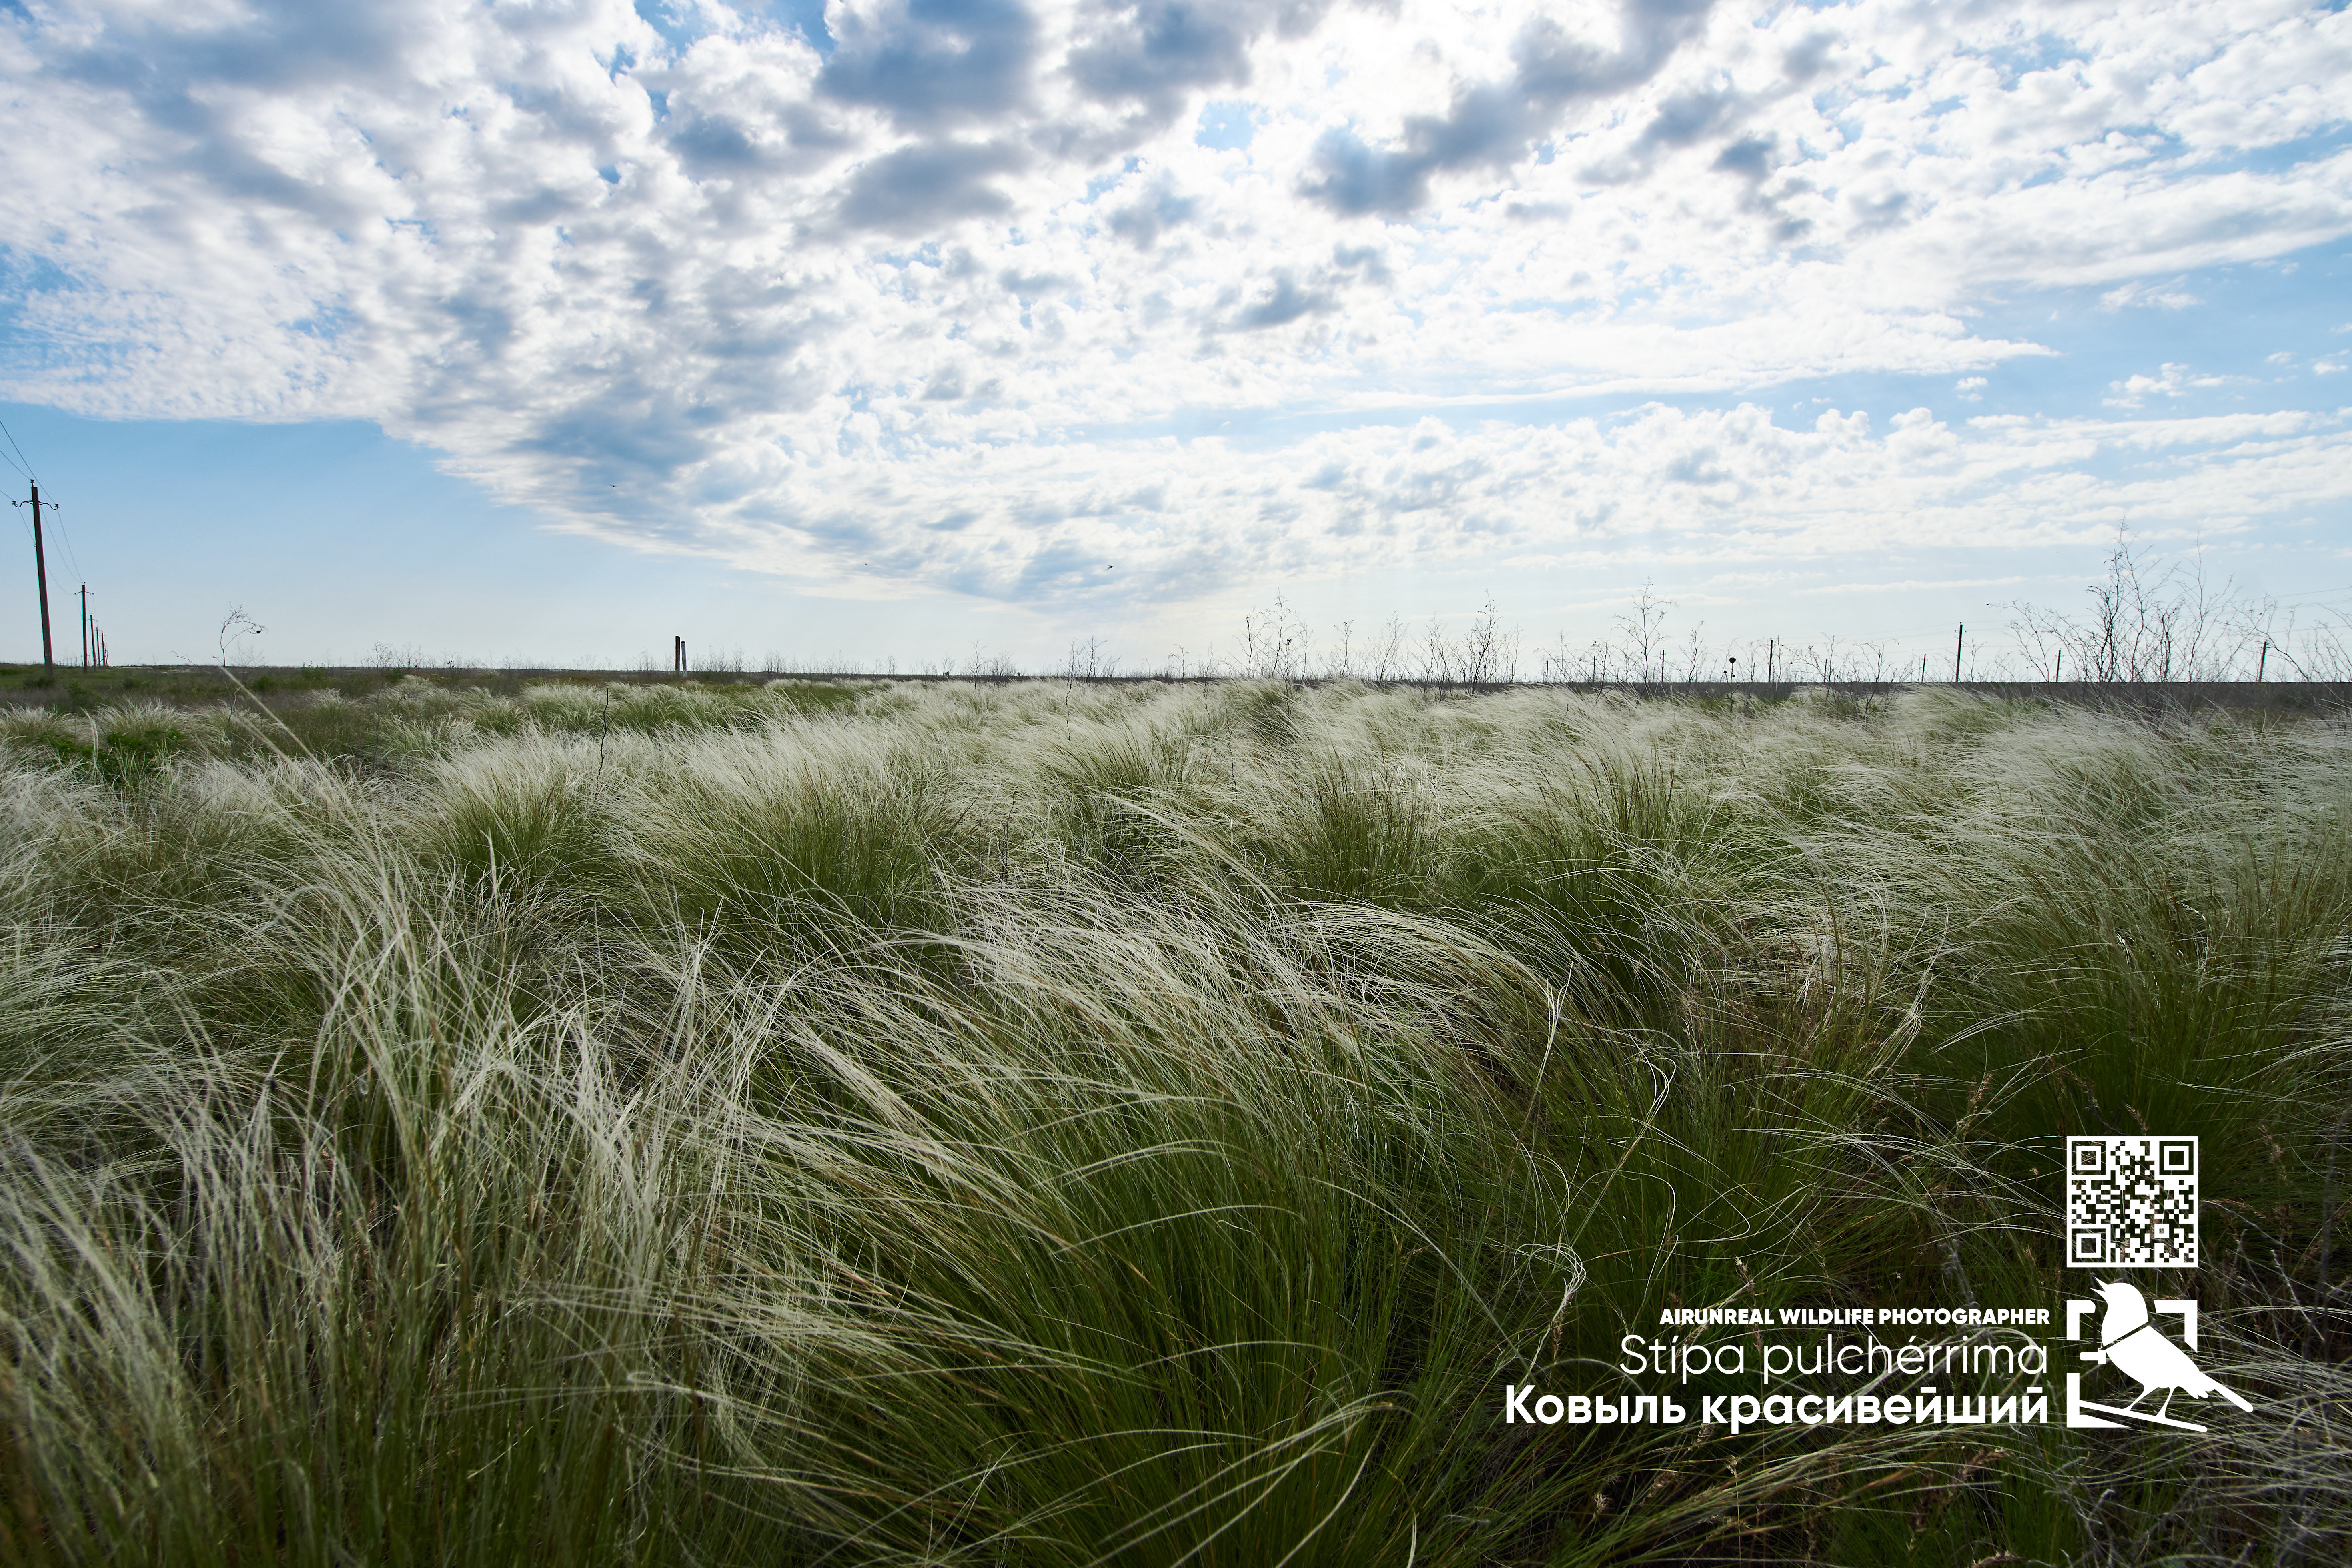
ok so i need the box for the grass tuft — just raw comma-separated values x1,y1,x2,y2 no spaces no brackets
1,680,2346,1564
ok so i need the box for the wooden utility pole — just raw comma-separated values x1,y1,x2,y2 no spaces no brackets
12,485,54,673
2258,640,2269,683
79,583,90,668
1952,623,1965,683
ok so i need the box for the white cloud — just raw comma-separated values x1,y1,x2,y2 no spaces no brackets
1,0,2348,607
1794,576,2030,596
2101,280,2204,310
2103,362,2255,408
536,402,2352,606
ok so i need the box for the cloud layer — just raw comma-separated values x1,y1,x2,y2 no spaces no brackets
3,0,2349,612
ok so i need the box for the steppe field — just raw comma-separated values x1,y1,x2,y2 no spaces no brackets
2,672,2347,1566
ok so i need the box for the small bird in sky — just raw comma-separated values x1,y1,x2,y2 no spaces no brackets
2091,1282,2252,1420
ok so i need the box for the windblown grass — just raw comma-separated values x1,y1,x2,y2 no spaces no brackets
2,679,2346,1565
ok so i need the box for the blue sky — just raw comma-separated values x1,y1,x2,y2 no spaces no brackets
3,0,2350,673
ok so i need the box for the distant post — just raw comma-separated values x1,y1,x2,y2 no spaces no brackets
1953,623,1965,683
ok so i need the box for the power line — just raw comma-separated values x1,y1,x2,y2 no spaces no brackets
0,434,84,580
0,415,34,485
2268,583,2352,610
0,419,92,585
8,485,84,593
6,474,84,581
38,496,84,579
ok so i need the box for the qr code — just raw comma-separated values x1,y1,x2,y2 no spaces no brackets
2066,1136,2198,1268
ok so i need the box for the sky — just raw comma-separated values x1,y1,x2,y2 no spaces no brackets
2,0,2350,673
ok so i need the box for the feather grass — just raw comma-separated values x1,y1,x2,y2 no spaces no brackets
1,680,2346,1564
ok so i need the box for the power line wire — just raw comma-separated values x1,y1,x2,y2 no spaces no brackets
0,476,82,578
43,503,83,579
0,421,96,584
0,415,34,485
2268,583,2352,608
0,427,84,576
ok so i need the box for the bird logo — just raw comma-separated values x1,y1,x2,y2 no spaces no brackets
2068,1281,2251,1431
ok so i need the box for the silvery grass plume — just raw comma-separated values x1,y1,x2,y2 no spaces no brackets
0,679,2346,1565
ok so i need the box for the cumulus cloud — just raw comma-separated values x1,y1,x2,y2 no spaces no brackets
1,0,2349,609
835,138,1029,231
650,402,2352,605
1067,0,1325,125
1301,0,1717,214
819,0,1039,130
